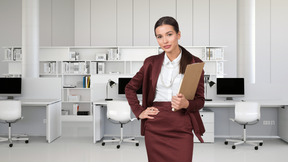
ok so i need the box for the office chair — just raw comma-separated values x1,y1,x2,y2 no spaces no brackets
0,100,29,147
224,102,263,150
101,100,139,149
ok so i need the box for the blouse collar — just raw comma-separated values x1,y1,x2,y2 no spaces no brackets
163,50,182,66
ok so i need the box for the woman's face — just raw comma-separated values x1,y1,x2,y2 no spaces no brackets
155,24,181,54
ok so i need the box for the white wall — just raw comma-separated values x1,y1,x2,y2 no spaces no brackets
1,0,287,101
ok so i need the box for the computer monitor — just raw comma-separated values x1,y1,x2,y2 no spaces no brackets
0,77,22,99
216,78,244,100
118,77,142,94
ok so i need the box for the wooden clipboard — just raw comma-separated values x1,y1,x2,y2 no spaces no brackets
178,62,204,100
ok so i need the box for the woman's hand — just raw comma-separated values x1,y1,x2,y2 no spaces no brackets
139,107,159,119
171,93,189,111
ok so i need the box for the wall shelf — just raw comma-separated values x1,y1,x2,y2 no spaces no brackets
2,46,225,122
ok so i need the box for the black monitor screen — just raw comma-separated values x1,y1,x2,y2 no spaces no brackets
0,78,22,96
216,78,244,96
118,78,142,94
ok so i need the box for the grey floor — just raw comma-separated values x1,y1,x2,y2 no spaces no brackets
0,136,287,162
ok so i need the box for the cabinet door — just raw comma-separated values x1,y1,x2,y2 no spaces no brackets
193,0,209,46
133,0,150,46
74,0,91,46
177,0,193,46
51,0,74,46
149,0,176,46
270,0,288,84
117,0,133,46
210,0,237,77
255,0,271,84
91,0,117,46
40,0,52,46
0,0,22,46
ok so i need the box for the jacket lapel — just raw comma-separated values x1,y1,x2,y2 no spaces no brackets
151,52,164,95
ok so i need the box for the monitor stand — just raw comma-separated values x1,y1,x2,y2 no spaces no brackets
226,97,233,100
7,96,15,100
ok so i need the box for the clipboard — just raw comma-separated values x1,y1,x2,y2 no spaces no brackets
178,62,204,100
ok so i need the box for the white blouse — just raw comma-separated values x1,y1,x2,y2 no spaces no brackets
154,52,184,102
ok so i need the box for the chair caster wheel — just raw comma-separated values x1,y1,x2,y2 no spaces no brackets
25,140,29,144
9,143,13,147
102,142,105,146
224,141,228,145
117,145,120,149
136,143,139,146
254,146,258,150
232,145,236,149
259,142,263,146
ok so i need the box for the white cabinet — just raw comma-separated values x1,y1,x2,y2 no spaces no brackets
133,0,150,46
149,0,176,46
91,0,117,46
270,0,288,84
194,109,214,143
177,0,193,46
117,0,133,46
279,106,288,142
210,0,237,77
193,0,210,46
51,0,74,46
39,0,52,46
74,0,91,46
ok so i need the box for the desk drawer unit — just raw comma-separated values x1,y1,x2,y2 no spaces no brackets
279,106,288,142
194,109,215,143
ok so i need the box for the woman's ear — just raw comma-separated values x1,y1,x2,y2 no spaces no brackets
177,31,181,40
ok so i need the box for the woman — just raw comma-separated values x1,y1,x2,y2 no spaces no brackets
125,16,205,162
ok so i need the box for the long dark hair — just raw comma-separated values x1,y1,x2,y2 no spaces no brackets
154,16,192,74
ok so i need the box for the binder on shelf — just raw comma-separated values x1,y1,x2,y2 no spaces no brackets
97,62,105,74
83,76,90,88
73,104,79,115
4,48,12,60
77,111,89,116
83,76,86,88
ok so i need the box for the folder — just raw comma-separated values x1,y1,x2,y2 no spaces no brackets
178,62,205,100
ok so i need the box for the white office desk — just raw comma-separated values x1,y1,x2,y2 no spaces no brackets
21,99,62,143
93,99,288,143
204,100,288,108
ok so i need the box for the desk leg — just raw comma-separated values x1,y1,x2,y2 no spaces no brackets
46,101,62,143
93,105,105,143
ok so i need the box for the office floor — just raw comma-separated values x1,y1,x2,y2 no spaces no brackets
0,136,287,162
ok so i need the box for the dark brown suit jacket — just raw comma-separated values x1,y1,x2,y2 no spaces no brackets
125,46,205,142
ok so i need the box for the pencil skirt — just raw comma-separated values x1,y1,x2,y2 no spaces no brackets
144,102,194,162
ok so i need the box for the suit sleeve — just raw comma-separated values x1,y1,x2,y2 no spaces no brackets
125,64,146,118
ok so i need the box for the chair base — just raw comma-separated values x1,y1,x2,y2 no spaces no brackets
0,134,29,147
225,138,263,150
225,124,264,150
102,136,139,149
101,124,139,149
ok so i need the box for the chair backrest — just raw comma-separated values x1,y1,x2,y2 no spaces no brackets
106,100,132,124
234,102,260,124
0,100,22,122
